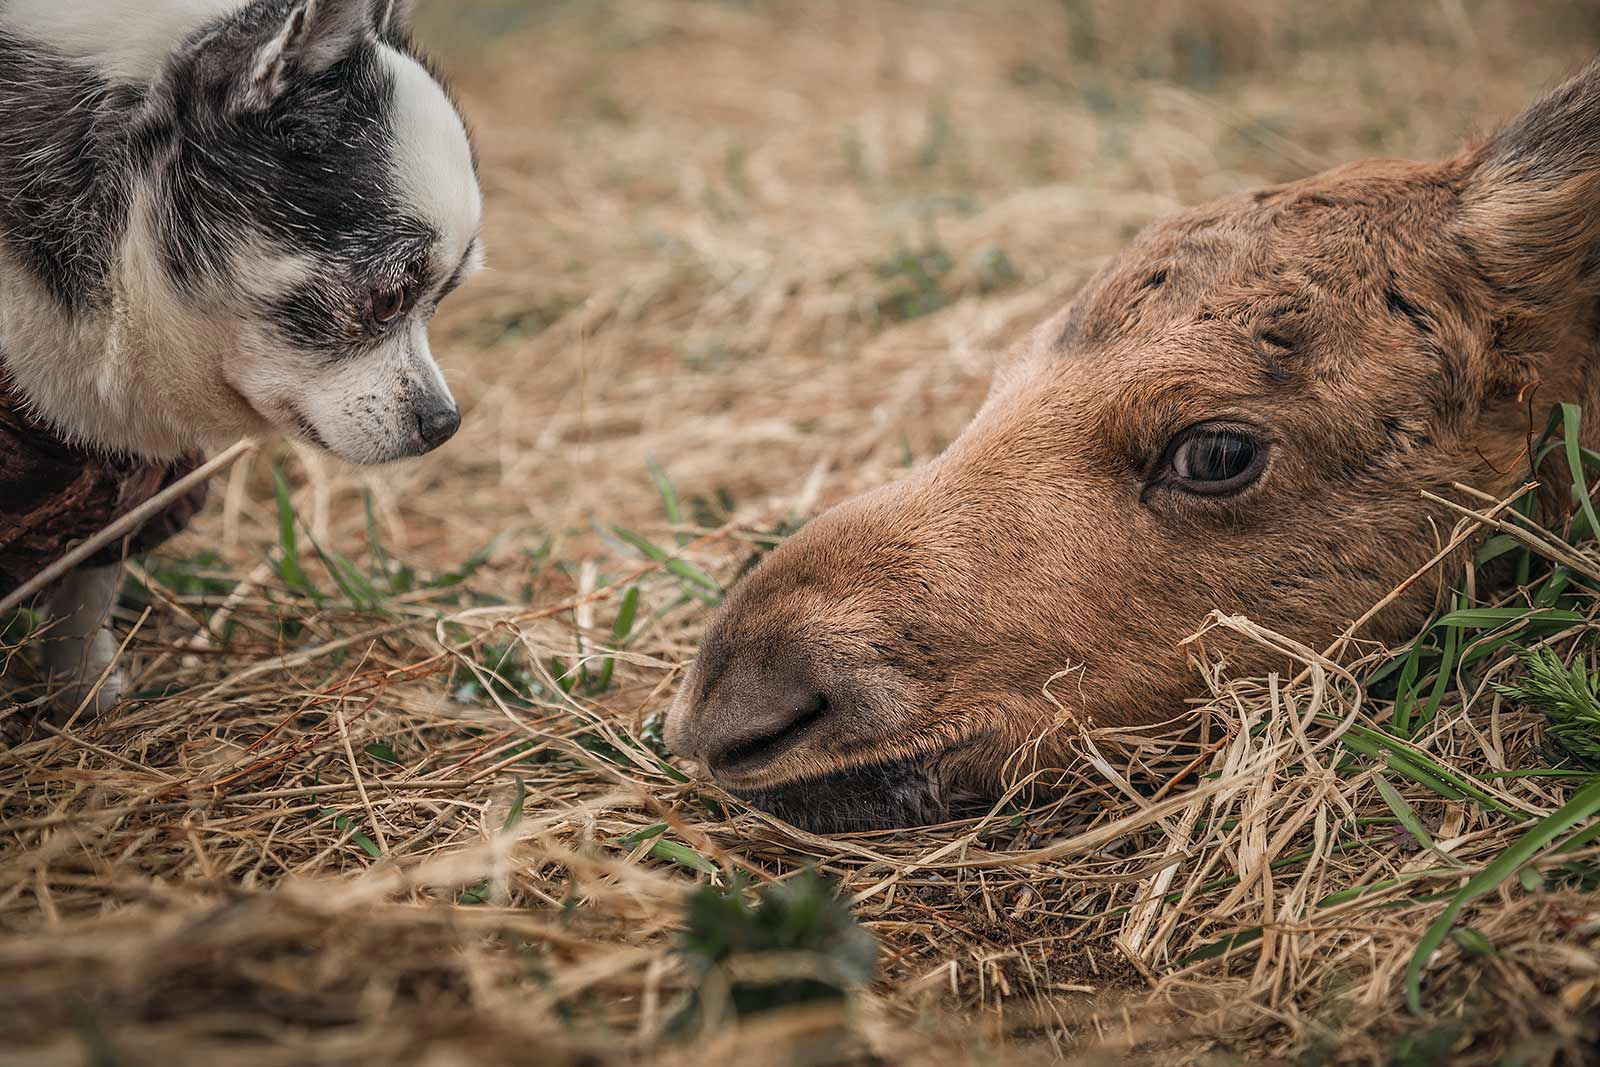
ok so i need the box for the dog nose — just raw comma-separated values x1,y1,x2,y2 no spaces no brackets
702,671,832,777
417,404,461,450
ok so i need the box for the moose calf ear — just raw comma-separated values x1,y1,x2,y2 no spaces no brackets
229,0,374,113
1461,59,1600,305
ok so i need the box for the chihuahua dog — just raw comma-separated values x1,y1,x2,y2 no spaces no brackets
0,0,483,710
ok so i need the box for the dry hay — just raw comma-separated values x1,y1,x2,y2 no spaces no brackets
5,3,1600,1065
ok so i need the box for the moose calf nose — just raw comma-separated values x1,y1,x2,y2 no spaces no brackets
417,404,461,450
703,674,832,777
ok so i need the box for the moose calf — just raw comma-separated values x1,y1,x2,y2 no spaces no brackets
667,60,1600,831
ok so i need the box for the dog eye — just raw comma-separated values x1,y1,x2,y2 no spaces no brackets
367,285,408,328
1163,426,1266,495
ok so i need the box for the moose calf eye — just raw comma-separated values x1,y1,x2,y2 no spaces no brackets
1164,426,1267,496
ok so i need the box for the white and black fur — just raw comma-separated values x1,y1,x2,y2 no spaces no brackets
0,0,484,710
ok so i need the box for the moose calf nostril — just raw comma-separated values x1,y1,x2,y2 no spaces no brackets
707,685,830,775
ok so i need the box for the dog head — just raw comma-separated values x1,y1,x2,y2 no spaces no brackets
666,60,1600,832
132,0,482,464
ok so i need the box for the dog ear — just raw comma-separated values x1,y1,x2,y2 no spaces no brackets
232,0,374,112
371,0,418,40
1457,58,1600,398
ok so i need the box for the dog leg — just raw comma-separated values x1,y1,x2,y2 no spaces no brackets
42,564,127,716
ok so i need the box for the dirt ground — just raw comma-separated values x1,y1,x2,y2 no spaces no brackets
6,2,1600,1065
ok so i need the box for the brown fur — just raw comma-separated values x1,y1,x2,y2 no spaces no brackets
665,59,1600,832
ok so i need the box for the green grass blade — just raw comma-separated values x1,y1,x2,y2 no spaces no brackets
609,822,714,872
1316,867,1453,908
654,758,691,783
1557,819,1600,854
322,809,382,859
1390,634,1429,737
1374,775,1438,853
1404,777,1600,1013
615,822,668,847
1533,567,1572,608
1474,534,1521,567
1560,402,1600,541
1178,927,1263,965
306,534,385,612
612,584,641,640
1417,602,1462,729
647,457,690,545
271,468,313,594
593,585,641,692
1450,927,1496,957
1430,608,1585,629
610,525,722,602
1341,733,1463,800
363,491,393,584
648,838,716,873
1339,726,1523,818
502,775,527,832
364,741,399,765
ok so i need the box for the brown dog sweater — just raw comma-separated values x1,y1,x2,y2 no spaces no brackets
0,381,208,598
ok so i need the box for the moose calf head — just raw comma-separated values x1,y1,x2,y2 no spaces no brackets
667,61,1600,832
